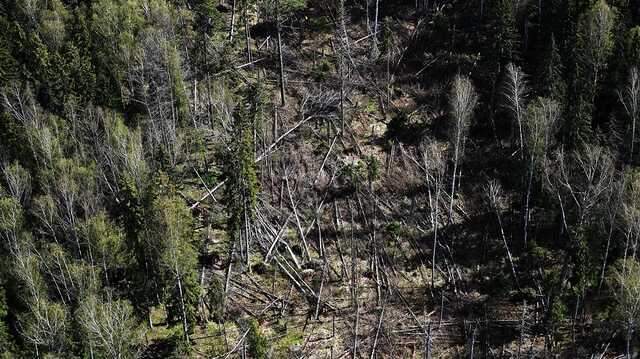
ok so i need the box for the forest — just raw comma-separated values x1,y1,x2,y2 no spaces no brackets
3,0,640,357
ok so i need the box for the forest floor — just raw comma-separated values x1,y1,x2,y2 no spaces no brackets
144,2,619,358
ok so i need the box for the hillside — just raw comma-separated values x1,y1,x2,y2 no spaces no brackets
1,0,640,358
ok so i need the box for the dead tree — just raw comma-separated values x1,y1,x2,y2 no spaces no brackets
422,143,446,290
447,75,478,223
2,162,31,205
619,67,640,163
608,258,640,359
522,98,560,245
276,0,286,107
503,63,529,158
483,180,518,287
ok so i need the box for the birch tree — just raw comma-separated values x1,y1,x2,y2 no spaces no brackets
422,143,446,289
522,98,560,245
503,63,528,156
608,259,640,359
447,75,478,222
619,67,640,163
147,193,200,342
2,162,31,205
483,180,518,287
78,294,142,359
571,0,616,145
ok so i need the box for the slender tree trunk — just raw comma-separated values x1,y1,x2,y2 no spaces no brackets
598,220,614,292
496,207,518,288
244,6,252,64
175,261,190,342
429,184,440,290
448,139,460,223
366,0,370,35
340,55,346,133
229,0,237,41
276,2,286,107
523,154,535,246
627,320,633,359
631,116,636,163
373,0,380,54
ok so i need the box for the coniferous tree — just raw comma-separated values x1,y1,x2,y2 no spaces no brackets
143,173,200,342
541,35,567,102
225,85,261,267
567,0,616,146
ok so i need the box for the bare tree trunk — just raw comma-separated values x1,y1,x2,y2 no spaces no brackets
276,2,286,107
632,116,637,164
244,5,251,64
598,220,614,292
229,0,237,41
372,0,380,54
340,55,346,133
523,154,535,246
175,260,190,342
428,183,440,290
448,145,460,223
349,201,359,359
627,319,633,359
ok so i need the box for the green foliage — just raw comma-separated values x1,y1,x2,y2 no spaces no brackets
167,44,190,125
487,0,518,66
0,42,16,86
207,276,225,322
146,188,200,335
277,0,307,14
379,17,392,56
0,285,13,356
567,0,616,146
272,328,303,358
608,259,640,328
83,213,132,281
166,327,193,358
541,36,567,102
0,197,23,238
364,155,380,185
194,0,223,36
20,297,70,354
2,0,640,356
247,318,268,359
624,27,640,71
225,85,262,244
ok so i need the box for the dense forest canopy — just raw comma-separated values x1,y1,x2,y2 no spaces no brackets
4,0,640,357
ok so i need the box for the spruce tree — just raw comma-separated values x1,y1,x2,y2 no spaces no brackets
225,84,262,265
541,35,567,102
488,0,518,67
566,0,616,146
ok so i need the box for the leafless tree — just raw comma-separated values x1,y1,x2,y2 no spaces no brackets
579,0,616,106
521,98,560,245
422,142,446,289
483,179,518,287
2,162,32,205
11,241,70,355
503,63,529,156
0,194,23,250
127,25,189,168
2,83,58,169
78,294,142,359
608,258,640,359
620,175,640,263
619,67,640,163
544,146,615,232
447,74,478,222
20,297,69,356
